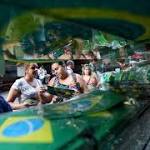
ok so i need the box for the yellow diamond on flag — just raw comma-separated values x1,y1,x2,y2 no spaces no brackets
0,116,53,143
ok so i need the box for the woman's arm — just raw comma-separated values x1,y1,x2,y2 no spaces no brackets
93,76,99,87
7,88,27,110
91,73,100,88
37,89,53,104
76,74,88,93
36,77,56,103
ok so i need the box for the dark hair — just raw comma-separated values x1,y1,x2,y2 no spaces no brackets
51,61,65,67
66,60,74,66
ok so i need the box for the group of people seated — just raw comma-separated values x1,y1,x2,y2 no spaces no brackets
4,39,102,61
1,54,135,113
49,45,101,60
2,42,134,113
6,60,100,111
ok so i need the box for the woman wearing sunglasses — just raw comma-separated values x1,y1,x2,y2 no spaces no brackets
7,63,52,110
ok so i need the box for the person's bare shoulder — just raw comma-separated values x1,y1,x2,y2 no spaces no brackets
75,73,82,79
48,77,56,86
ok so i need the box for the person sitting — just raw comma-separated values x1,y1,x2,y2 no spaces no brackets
37,65,47,84
92,47,101,60
58,45,73,60
82,50,95,60
48,62,88,103
0,96,12,113
82,64,99,90
117,58,127,70
66,60,75,74
7,63,52,110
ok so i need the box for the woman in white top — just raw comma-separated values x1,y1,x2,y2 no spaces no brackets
7,63,52,110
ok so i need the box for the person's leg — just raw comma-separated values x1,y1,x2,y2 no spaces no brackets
0,96,12,113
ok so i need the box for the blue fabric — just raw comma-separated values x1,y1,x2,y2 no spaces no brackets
0,96,12,113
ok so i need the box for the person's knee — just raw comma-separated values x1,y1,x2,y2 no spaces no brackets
0,96,12,113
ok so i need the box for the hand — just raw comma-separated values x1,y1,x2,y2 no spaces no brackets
23,100,38,107
52,96,58,103
37,86,47,94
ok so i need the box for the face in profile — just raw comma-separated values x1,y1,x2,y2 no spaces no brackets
51,63,64,78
